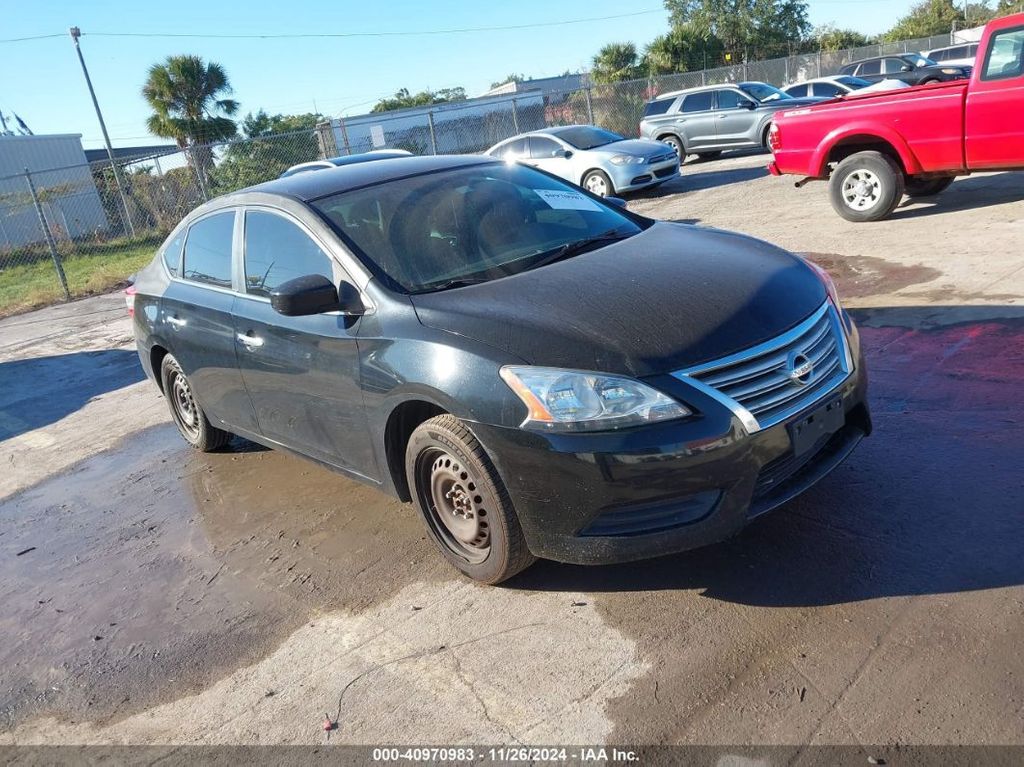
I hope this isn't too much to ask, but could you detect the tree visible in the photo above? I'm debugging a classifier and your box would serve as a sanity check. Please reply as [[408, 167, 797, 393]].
[[370, 87, 467, 113], [882, 0, 982, 41], [208, 111, 323, 193], [663, 0, 812, 60], [644, 24, 724, 74], [591, 42, 642, 84], [490, 73, 529, 88], [813, 24, 872, 52]]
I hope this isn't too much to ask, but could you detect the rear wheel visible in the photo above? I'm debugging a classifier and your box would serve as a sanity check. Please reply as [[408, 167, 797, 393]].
[[406, 414, 535, 584], [582, 169, 613, 197], [905, 175, 955, 197], [829, 151, 905, 222], [160, 354, 231, 451]]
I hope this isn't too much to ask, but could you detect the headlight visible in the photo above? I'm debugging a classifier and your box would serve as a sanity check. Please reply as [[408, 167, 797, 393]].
[[804, 258, 842, 307], [609, 154, 646, 165], [941, 68, 960, 75], [500, 366, 690, 432]]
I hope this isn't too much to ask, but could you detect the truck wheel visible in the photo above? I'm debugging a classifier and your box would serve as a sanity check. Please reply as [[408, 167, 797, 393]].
[[160, 354, 232, 451], [905, 175, 955, 197], [406, 414, 536, 584], [829, 151, 905, 222]]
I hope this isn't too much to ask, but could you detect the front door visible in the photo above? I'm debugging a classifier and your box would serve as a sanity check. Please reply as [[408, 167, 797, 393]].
[[232, 208, 375, 477], [965, 25, 1024, 169], [526, 136, 574, 182], [713, 89, 758, 147]]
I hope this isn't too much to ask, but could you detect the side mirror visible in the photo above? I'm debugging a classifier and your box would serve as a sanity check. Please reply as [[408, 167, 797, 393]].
[[270, 274, 340, 316], [562, 149, 574, 159], [605, 196, 627, 210]]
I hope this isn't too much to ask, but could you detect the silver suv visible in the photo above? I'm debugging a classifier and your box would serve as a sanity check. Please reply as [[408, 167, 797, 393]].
[[639, 82, 823, 160]]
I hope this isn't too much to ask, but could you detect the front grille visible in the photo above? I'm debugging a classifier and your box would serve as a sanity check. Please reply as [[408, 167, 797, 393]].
[[674, 302, 851, 431], [650, 152, 676, 164], [653, 166, 678, 179]]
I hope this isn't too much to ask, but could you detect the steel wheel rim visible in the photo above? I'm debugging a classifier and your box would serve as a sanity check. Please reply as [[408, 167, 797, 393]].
[[416, 448, 490, 564], [169, 369, 200, 440], [842, 169, 882, 211], [585, 174, 608, 196]]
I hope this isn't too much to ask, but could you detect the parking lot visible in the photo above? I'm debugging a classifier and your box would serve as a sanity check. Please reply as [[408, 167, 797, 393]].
[[1, 152, 1022, 747]]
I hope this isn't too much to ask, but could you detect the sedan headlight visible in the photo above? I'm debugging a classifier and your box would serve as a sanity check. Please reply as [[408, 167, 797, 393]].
[[941, 68, 961, 75], [500, 366, 690, 432], [609, 154, 646, 165]]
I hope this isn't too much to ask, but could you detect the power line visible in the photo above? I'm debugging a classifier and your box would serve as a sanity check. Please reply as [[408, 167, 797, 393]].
[[81, 9, 665, 40], [0, 33, 65, 43]]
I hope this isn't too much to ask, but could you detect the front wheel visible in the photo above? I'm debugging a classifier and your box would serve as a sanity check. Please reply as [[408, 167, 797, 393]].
[[905, 175, 955, 197], [658, 134, 684, 158], [406, 414, 536, 584], [160, 354, 232, 451], [829, 151, 905, 222], [582, 169, 614, 197]]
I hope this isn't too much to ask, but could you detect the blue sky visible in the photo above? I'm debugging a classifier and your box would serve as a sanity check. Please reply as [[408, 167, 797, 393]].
[[2, 0, 919, 150]]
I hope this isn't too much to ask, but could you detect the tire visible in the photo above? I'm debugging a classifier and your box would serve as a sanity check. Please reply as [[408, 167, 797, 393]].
[[921, 78, 940, 85], [905, 175, 955, 197], [658, 134, 685, 158], [405, 414, 535, 584], [160, 354, 232, 451], [762, 124, 773, 148], [695, 151, 723, 160], [829, 151, 906, 222], [582, 169, 614, 197]]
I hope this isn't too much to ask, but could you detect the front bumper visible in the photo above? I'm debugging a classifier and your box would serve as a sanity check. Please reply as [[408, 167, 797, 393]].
[[609, 159, 680, 193], [471, 323, 870, 565]]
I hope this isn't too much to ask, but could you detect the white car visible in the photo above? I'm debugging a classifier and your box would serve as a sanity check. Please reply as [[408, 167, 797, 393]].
[[925, 42, 979, 69], [782, 75, 910, 100]]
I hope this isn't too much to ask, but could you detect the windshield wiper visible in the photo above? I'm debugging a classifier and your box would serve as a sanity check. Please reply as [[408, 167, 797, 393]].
[[414, 275, 494, 293], [528, 230, 633, 270]]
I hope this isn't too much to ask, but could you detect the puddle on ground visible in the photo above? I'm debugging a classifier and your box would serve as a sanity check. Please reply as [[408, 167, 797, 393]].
[[0, 426, 445, 730], [801, 253, 942, 298]]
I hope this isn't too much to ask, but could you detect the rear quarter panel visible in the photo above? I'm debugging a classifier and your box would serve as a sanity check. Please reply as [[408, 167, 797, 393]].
[[772, 81, 968, 177]]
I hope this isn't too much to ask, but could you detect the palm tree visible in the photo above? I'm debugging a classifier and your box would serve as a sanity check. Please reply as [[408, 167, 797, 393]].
[[142, 55, 238, 184], [591, 43, 641, 84]]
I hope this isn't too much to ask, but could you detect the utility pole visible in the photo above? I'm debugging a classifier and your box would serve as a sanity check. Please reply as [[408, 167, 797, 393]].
[[69, 26, 136, 238]]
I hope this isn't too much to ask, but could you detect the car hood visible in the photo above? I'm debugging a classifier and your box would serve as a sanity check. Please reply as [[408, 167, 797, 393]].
[[409, 222, 827, 377], [761, 96, 823, 110], [599, 139, 676, 159]]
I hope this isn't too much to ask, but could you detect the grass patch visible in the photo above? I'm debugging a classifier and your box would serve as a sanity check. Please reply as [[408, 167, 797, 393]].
[[0, 235, 163, 318]]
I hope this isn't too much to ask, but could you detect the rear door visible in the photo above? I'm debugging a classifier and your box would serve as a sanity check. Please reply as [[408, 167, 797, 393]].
[[159, 209, 258, 434], [676, 91, 717, 149], [232, 207, 375, 476], [965, 24, 1024, 169], [526, 136, 574, 181]]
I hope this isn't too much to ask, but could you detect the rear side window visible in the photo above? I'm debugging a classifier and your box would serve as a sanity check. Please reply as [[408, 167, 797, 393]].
[[182, 212, 234, 289], [243, 211, 335, 297], [644, 98, 675, 116], [162, 230, 185, 277], [681, 92, 714, 113], [982, 27, 1024, 80], [786, 83, 809, 98]]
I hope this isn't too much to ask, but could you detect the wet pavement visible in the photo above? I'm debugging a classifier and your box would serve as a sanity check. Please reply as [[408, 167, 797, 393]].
[[2, 306, 1022, 744]]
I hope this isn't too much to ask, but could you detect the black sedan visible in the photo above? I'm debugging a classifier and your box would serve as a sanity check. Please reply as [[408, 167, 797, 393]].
[[130, 155, 870, 583], [839, 53, 970, 85]]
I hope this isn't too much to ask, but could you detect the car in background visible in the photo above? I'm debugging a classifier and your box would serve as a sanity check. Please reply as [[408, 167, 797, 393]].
[[839, 54, 970, 85], [130, 154, 869, 583], [925, 42, 980, 68], [784, 76, 913, 99], [484, 125, 679, 197], [279, 149, 412, 178], [639, 82, 823, 160]]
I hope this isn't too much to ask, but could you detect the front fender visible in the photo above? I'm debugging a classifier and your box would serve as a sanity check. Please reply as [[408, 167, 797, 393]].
[[812, 124, 922, 177]]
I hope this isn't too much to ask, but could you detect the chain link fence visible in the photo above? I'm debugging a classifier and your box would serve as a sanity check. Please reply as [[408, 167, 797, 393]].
[[0, 31, 955, 317]]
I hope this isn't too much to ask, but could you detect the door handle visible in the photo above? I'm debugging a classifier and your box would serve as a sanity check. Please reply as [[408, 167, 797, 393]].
[[166, 315, 187, 328], [236, 332, 264, 349], [716, 114, 728, 119]]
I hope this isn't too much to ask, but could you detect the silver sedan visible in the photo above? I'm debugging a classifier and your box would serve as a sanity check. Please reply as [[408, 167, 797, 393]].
[[485, 125, 680, 197]]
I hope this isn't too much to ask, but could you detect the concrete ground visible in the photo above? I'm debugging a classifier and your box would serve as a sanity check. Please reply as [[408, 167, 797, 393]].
[[1, 153, 1022, 747]]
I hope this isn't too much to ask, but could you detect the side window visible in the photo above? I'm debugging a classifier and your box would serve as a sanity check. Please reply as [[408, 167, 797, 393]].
[[968, 43, 979, 58], [162, 230, 185, 277], [982, 27, 1024, 80], [529, 137, 563, 159], [643, 98, 675, 117], [715, 90, 748, 109], [839, 64, 857, 75], [883, 58, 905, 74], [243, 211, 335, 297], [494, 137, 528, 159], [859, 60, 881, 76], [182, 212, 234, 289], [786, 84, 809, 98], [815, 83, 844, 98], [681, 91, 714, 113], [930, 49, 948, 62]]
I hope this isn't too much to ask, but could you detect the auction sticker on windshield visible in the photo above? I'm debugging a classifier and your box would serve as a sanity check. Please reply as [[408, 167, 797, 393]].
[[535, 188, 604, 211]]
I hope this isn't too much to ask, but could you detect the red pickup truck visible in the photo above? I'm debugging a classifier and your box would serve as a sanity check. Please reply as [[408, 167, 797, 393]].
[[768, 12, 1024, 222]]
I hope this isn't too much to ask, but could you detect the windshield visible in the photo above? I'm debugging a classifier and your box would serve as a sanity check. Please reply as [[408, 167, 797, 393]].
[[905, 54, 937, 67], [837, 76, 872, 89], [551, 126, 624, 150], [312, 163, 645, 293], [739, 83, 792, 103]]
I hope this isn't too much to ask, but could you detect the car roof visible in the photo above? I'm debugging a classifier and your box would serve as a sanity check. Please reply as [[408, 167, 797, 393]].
[[654, 81, 766, 100], [242, 154, 496, 202], [847, 53, 916, 66]]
